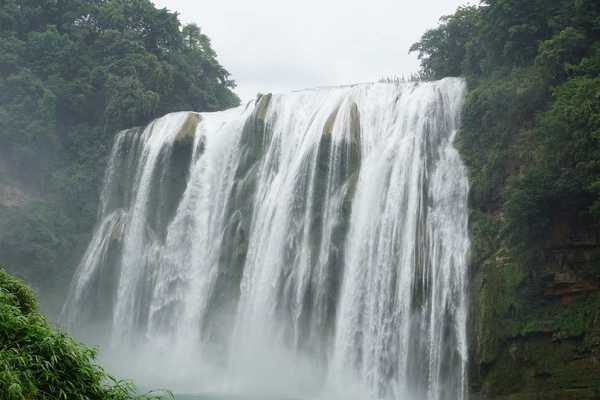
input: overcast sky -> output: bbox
[153,0,471,102]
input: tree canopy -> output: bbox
[0,0,239,310]
[411,0,600,257]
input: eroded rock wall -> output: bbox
[469,211,600,399]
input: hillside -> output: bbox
[0,0,239,314]
[411,0,600,398]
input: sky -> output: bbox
[153,0,471,102]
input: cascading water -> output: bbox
[61,78,469,400]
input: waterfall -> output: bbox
[61,78,469,400]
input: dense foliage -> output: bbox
[0,267,168,399]
[0,0,239,310]
[411,0,600,259]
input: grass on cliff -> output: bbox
[0,267,170,400]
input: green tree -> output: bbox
[0,0,240,313]
[409,6,481,80]
[411,0,600,253]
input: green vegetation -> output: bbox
[412,1,600,397]
[0,267,171,399]
[0,0,239,311]
[411,0,600,258]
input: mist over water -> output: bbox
[61,78,469,400]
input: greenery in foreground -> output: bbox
[0,267,172,400]
[411,0,600,262]
[0,0,240,310]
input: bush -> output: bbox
[0,268,169,400]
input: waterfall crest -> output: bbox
[62,78,469,400]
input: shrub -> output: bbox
[0,268,169,400]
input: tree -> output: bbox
[0,0,240,312]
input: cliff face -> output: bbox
[468,209,600,399]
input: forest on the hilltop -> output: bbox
[411,0,600,259]
[0,0,240,312]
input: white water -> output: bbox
[62,78,469,400]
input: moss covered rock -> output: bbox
[468,213,600,399]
